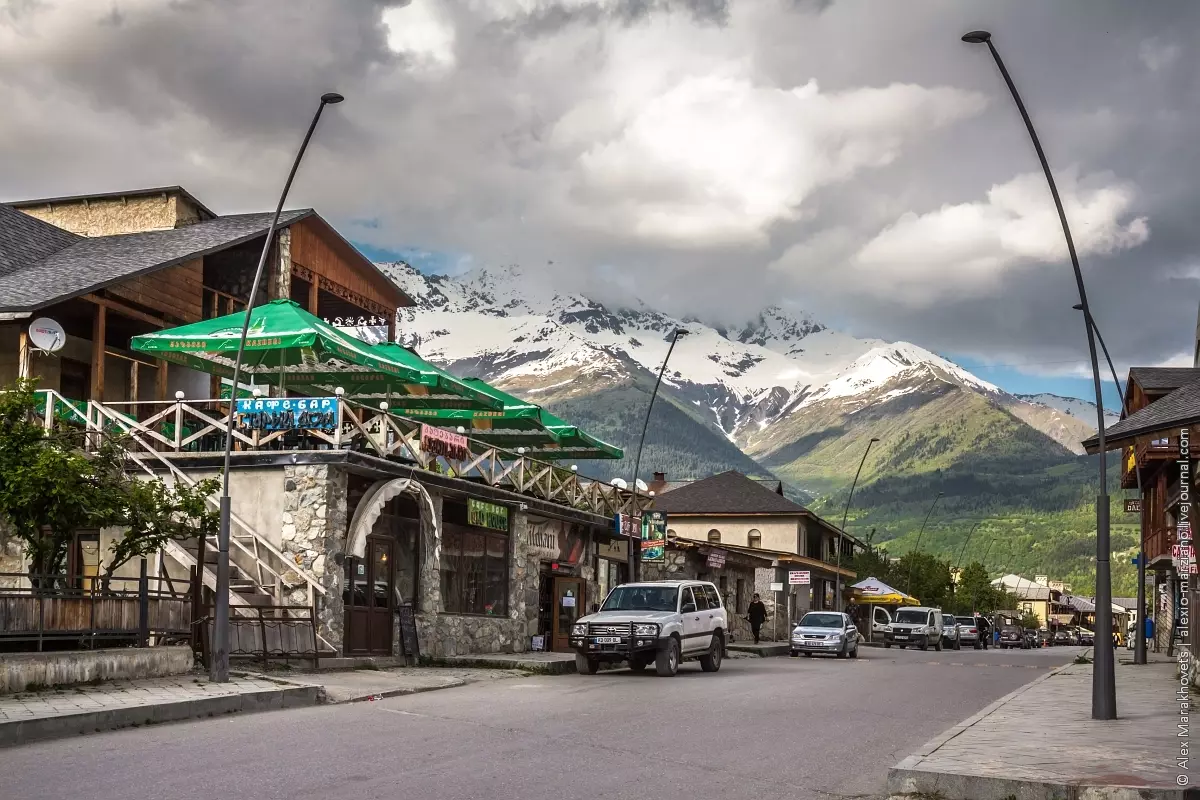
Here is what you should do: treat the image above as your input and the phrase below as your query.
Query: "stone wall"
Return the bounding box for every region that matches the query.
[0,645,194,694]
[280,464,348,649]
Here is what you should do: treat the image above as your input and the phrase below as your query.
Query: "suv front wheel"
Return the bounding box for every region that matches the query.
[700,633,724,672]
[656,636,681,677]
[575,653,600,674]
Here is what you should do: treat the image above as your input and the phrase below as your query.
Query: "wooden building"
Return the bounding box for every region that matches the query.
[0,187,409,402]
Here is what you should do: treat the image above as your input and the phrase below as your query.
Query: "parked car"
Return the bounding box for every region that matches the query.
[998,624,1026,649]
[1033,629,1051,647]
[884,606,944,651]
[790,611,860,658]
[955,616,985,649]
[1078,629,1094,646]
[870,606,892,640]
[1052,630,1073,646]
[941,613,962,650]
[568,580,727,677]
[1022,628,1038,648]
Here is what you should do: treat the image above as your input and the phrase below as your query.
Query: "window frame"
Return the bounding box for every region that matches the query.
[439,500,510,617]
[707,529,721,543]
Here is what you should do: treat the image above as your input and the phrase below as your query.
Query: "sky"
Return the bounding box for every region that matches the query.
[1,0,1197,406]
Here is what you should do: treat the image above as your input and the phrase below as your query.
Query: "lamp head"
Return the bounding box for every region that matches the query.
[321,92,346,105]
[870,437,881,443]
[961,30,992,44]
[1072,303,1084,311]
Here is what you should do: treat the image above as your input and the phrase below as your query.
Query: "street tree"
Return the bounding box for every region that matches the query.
[0,380,218,585]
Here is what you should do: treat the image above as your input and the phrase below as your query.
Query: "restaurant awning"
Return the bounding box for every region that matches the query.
[849,577,921,606]
[130,300,500,410]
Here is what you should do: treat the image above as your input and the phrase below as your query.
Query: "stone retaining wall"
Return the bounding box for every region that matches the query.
[0,646,194,694]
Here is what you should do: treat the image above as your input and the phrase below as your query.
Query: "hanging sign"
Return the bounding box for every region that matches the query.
[641,511,667,563]
[421,424,470,461]
[468,498,509,531]
[236,397,338,431]
[1125,499,1142,513]
[789,570,810,585]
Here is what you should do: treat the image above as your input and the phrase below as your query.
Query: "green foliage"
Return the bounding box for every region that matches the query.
[1020,611,1042,630]
[0,380,219,582]
[951,561,1013,615]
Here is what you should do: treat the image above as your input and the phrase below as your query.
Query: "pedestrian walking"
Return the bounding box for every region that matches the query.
[747,593,767,644]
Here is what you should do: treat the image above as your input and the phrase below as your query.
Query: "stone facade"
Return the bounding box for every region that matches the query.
[280,464,348,649]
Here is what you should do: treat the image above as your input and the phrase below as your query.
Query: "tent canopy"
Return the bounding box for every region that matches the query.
[130,300,499,410]
[849,577,921,606]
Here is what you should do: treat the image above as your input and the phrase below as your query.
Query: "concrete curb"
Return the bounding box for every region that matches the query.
[0,685,323,749]
[726,643,790,657]
[422,656,576,675]
[886,659,1188,800]
[328,678,469,704]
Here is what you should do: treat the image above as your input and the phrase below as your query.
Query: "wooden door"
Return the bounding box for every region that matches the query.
[343,536,394,655]
[551,577,584,652]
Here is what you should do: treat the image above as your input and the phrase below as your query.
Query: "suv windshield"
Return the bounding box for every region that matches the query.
[799,613,843,628]
[956,617,978,627]
[601,585,679,612]
[942,615,956,626]
[895,609,929,624]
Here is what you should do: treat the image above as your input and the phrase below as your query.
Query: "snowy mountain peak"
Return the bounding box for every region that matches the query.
[730,305,825,356]
[1017,393,1121,428]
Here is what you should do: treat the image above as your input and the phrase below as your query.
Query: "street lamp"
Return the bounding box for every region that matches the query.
[628,327,690,582]
[905,491,943,594]
[211,91,345,683]
[1073,302,1145,665]
[836,437,880,611]
[963,29,1115,719]
[955,521,983,573]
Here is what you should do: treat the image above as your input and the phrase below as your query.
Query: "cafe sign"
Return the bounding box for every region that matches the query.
[1124,499,1142,514]
[468,498,508,531]
[421,424,470,461]
[236,397,338,431]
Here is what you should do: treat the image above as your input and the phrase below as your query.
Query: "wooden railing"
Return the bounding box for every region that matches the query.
[1145,526,1176,562]
[35,390,639,519]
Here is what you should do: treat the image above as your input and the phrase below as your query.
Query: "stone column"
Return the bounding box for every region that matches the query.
[280,463,348,650]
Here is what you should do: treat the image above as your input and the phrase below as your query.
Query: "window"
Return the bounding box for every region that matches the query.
[703,584,721,609]
[747,529,762,549]
[680,587,696,610]
[708,529,721,543]
[440,501,509,615]
[691,585,709,610]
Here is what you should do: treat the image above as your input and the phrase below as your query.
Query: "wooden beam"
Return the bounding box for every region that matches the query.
[308,272,319,315]
[17,329,31,379]
[156,359,169,401]
[130,360,139,403]
[83,293,167,328]
[91,303,106,402]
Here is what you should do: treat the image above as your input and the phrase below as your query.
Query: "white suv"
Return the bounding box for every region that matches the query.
[569,580,728,677]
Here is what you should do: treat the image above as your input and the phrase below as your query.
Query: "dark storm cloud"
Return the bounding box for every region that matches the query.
[1,0,1198,376]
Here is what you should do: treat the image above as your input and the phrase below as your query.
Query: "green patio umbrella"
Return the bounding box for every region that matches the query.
[129,299,500,409]
[323,343,501,410]
[391,377,623,459]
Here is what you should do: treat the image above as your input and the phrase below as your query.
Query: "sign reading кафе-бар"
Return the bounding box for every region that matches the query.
[468,498,509,531]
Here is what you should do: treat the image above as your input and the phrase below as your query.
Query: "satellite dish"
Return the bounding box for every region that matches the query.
[635,478,648,492]
[610,478,628,489]
[28,318,65,353]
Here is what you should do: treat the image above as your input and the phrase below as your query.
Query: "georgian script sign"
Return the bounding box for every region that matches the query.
[421,424,470,461]
[468,498,509,531]
[236,397,338,431]
[706,550,726,568]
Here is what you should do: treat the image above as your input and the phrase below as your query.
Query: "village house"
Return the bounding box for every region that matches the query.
[0,186,634,662]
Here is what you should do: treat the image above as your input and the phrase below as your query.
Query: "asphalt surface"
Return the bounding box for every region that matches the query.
[5,643,1082,800]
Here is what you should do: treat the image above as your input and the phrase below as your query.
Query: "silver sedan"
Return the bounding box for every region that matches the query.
[790,611,860,659]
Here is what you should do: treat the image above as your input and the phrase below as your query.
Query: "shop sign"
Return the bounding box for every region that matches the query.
[598,538,629,561]
[769,582,784,592]
[468,498,508,531]
[641,511,667,563]
[789,570,810,585]
[1124,498,1142,514]
[236,397,338,431]
[706,550,726,568]
[526,517,586,563]
[421,424,470,461]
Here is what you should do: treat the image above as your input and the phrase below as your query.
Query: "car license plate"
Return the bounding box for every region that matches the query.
[594,636,621,644]
[894,634,908,639]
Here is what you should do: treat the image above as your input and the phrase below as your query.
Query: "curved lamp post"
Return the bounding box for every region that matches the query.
[211,91,345,683]
[963,29,1115,719]
[1074,303,1145,665]
[836,437,880,611]
[628,327,690,582]
[955,521,983,573]
[905,491,944,594]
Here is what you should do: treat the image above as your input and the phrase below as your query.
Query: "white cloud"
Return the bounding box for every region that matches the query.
[384,1,457,72]
[554,69,986,247]
[1139,38,1180,72]
[837,170,1150,305]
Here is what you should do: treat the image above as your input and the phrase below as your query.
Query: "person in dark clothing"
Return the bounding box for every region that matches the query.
[747,594,768,644]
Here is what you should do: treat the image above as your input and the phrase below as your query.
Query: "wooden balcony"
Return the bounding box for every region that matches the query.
[1145,526,1177,565]
[1122,436,1180,488]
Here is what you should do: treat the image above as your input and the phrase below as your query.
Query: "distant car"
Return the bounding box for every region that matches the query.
[1078,629,1094,646]
[999,624,1025,649]
[1022,629,1038,648]
[941,613,962,650]
[790,611,860,658]
[1052,630,1072,646]
[955,616,985,649]
[1033,629,1051,647]
[884,606,944,651]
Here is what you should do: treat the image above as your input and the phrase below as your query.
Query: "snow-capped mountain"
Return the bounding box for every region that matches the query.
[385,262,1032,443]
[1017,393,1120,428]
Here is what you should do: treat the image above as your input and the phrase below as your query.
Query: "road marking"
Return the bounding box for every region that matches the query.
[378,708,430,718]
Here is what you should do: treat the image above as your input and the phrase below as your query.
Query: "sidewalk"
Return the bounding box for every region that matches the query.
[888,649,1192,799]
[277,665,528,703]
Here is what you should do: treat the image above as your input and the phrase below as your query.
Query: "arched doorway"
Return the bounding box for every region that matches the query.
[343,479,430,655]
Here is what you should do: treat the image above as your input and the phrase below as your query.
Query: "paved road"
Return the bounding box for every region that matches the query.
[6,644,1080,800]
